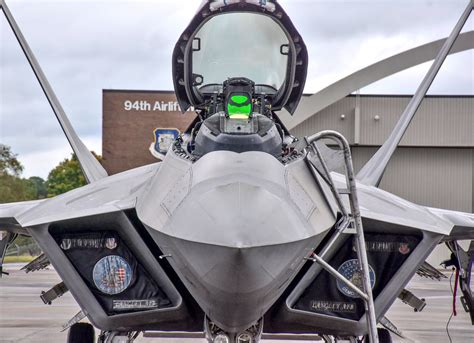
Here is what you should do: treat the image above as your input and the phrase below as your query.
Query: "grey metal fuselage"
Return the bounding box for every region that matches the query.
[136,149,337,332]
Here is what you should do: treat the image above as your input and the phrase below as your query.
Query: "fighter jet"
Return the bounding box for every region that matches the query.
[1,1,473,342]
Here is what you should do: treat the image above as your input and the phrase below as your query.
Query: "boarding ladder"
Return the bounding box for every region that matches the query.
[303,130,379,343]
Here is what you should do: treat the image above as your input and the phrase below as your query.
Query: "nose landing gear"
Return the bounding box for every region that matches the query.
[97,329,140,343]
[204,316,263,343]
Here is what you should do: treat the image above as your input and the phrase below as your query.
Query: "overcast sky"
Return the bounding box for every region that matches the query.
[0,0,473,178]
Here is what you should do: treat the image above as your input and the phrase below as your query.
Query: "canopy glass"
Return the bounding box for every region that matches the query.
[191,13,290,94]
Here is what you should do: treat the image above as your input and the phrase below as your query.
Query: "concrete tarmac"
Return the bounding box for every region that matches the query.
[0,264,472,343]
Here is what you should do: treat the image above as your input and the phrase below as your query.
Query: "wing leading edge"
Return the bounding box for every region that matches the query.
[0,200,45,235]
[0,163,159,238]
[428,207,474,241]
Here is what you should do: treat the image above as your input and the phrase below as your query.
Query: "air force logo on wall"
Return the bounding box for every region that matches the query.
[149,128,180,159]
[93,255,133,295]
[336,259,376,298]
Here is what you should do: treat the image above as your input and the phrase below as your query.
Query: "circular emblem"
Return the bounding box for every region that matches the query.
[93,255,132,295]
[336,259,376,298]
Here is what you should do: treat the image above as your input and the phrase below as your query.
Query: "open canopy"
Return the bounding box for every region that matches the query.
[172,0,308,114]
[192,13,289,93]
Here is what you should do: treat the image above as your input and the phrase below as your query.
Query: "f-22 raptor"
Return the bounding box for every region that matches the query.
[1,1,473,342]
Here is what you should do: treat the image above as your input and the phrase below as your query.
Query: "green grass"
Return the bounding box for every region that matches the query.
[4,255,36,263]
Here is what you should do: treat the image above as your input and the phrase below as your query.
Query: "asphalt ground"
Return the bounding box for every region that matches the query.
[0,264,472,343]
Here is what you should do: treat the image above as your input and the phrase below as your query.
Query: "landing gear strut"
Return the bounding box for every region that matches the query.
[364,328,392,343]
[204,316,263,343]
[97,330,140,343]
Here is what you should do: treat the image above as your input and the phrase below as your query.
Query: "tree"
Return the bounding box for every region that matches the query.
[46,152,101,197]
[28,176,47,199]
[0,144,37,203]
[0,145,41,257]
[46,154,86,197]
[0,144,23,176]
[0,175,37,203]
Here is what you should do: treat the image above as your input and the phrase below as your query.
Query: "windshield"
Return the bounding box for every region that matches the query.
[191,12,290,94]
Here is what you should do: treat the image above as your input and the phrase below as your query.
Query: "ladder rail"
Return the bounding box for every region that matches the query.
[304,130,379,343]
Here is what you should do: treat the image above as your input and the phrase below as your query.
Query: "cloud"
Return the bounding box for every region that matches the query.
[1,0,472,178]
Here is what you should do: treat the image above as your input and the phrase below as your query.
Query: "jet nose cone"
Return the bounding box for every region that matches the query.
[139,151,336,332]
[153,232,318,333]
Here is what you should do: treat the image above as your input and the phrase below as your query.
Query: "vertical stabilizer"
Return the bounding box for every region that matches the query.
[0,0,107,183]
[357,1,473,187]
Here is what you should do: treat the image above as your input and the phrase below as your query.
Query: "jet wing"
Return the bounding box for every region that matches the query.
[16,163,160,228]
[331,173,454,235]
[427,207,474,241]
[0,163,159,231]
[0,199,45,235]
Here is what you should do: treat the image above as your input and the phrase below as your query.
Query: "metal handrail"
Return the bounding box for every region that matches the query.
[304,130,379,343]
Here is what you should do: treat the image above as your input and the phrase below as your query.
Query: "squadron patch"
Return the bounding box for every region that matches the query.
[336,259,376,298]
[93,255,133,295]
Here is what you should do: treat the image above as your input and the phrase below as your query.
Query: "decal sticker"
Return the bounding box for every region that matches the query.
[105,237,118,250]
[60,239,72,250]
[149,128,180,157]
[59,234,119,251]
[353,241,412,254]
[336,259,376,299]
[112,299,159,311]
[398,243,411,255]
[311,300,356,313]
[93,255,133,295]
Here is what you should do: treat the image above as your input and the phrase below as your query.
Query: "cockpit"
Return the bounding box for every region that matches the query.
[171,0,308,159]
[191,77,285,157]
